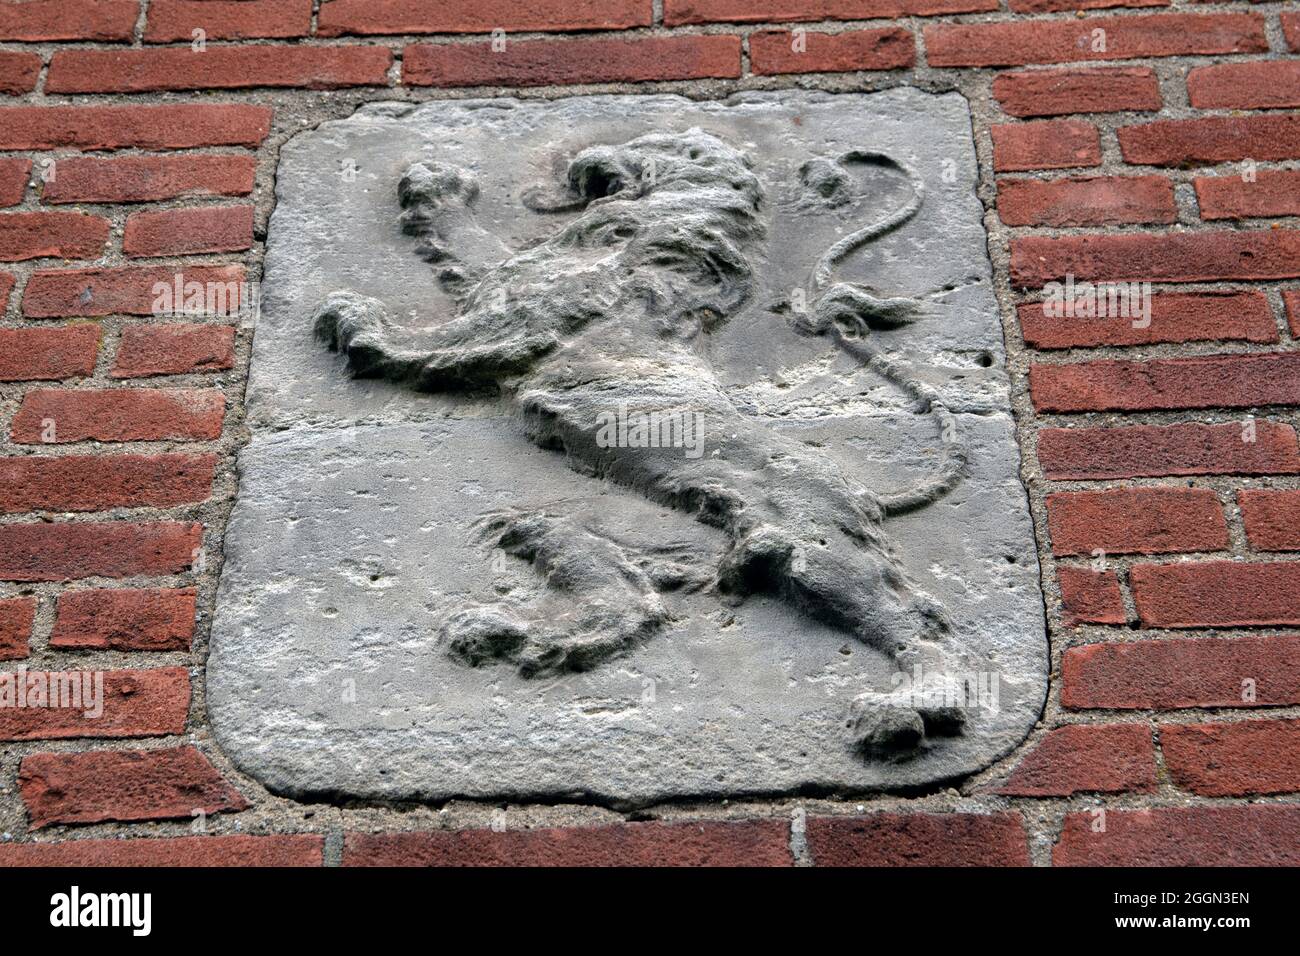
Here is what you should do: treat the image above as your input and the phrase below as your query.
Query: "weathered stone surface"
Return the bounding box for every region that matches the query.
[210,91,1047,804]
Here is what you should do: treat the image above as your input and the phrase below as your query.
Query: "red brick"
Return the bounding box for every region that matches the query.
[1039,421,1300,481]
[1187,60,1300,111]
[145,0,312,42]
[1285,12,1300,53]
[1054,806,1300,866]
[52,587,196,651]
[0,0,138,41]
[1030,353,1300,413]
[1058,567,1126,626]
[112,323,237,378]
[1020,291,1277,350]
[1162,719,1300,797]
[124,206,253,258]
[0,522,201,582]
[924,14,1265,68]
[1289,291,1300,339]
[750,29,914,76]
[0,272,12,312]
[991,120,1100,173]
[0,453,216,514]
[0,212,109,262]
[319,0,651,36]
[807,813,1029,866]
[666,0,996,24]
[0,104,271,151]
[48,46,392,94]
[0,597,36,661]
[1239,489,1300,552]
[997,724,1155,796]
[1196,170,1300,221]
[1063,635,1300,709]
[1011,229,1300,286]
[0,834,323,867]
[12,389,224,443]
[1131,560,1300,628]
[402,35,741,88]
[997,175,1174,227]
[0,158,30,206]
[0,325,100,382]
[0,667,190,741]
[993,67,1160,118]
[1047,488,1227,556]
[23,265,247,318]
[344,820,792,866]
[1119,115,1300,166]
[20,746,246,829]
[1009,0,1168,11]
[43,155,255,205]
[0,50,41,96]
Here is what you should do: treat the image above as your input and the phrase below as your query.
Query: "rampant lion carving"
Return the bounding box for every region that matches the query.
[312,129,970,756]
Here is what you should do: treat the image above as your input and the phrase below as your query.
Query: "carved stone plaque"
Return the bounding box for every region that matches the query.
[209,91,1048,804]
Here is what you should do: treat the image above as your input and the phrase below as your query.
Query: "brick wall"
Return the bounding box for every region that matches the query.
[0,0,1296,867]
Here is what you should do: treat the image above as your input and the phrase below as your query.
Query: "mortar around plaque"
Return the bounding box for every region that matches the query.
[208,91,1048,805]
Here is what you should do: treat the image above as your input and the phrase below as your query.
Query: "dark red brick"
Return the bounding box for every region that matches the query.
[991,120,1100,173]
[48,46,393,94]
[42,155,256,205]
[1064,635,1300,709]
[344,820,792,866]
[402,35,741,88]
[993,66,1160,118]
[0,212,109,263]
[924,14,1265,68]
[52,587,196,651]
[1239,489,1300,551]
[1039,421,1300,480]
[666,0,996,24]
[12,389,225,443]
[1009,0,1169,13]
[0,453,216,514]
[997,724,1156,796]
[1047,488,1227,556]
[1187,60,1300,111]
[749,28,914,76]
[1019,291,1278,349]
[20,746,247,828]
[0,0,138,42]
[0,325,100,382]
[1054,806,1300,866]
[997,175,1174,227]
[0,667,190,741]
[1119,115,1300,166]
[1011,229,1300,286]
[807,813,1029,866]
[0,597,36,661]
[0,158,29,206]
[1131,560,1300,628]
[1161,719,1300,796]
[0,834,323,867]
[1196,170,1300,221]
[0,272,12,312]
[23,265,248,318]
[1285,12,1300,53]
[0,105,272,151]
[1288,291,1300,339]
[145,0,312,42]
[0,522,201,582]
[0,50,41,96]
[1058,567,1126,626]
[112,323,237,378]
[124,206,253,258]
[320,0,651,36]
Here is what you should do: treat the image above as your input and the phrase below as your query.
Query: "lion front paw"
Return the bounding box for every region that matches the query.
[312,291,394,376]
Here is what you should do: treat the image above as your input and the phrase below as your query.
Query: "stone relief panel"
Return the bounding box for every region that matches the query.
[209,91,1048,804]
